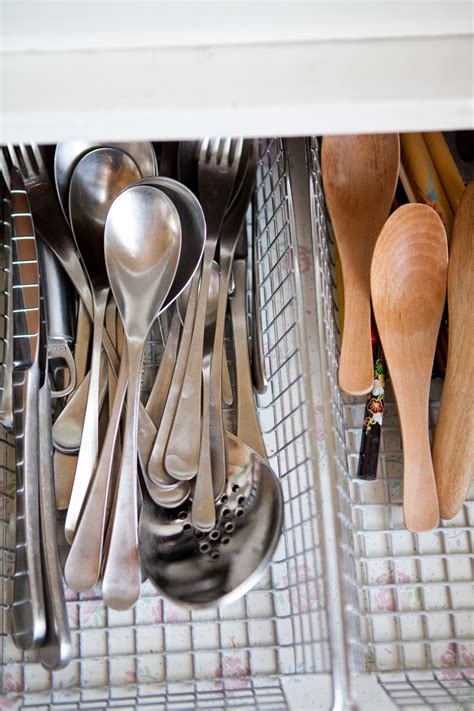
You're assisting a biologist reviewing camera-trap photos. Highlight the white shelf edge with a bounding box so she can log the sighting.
[2,35,473,142]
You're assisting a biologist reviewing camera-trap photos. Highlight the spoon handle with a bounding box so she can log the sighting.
[192,356,216,531]
[65,351,128,592]
[231,259,267,461]
[145,309,181,427]
[209,255,233,499]
[147,272,199,486]
[338,280,374,396]
[65,286,109,543]
[165,249,214,479]
[102,339,143,610]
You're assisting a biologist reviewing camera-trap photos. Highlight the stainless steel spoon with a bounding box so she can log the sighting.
[64,179,203,593]
[65,148,141,543]
[54,141,157,224]
[101,185,181,610]
[139,431,283,608]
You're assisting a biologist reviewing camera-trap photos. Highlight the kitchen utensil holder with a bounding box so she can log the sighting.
[0,138,472,710]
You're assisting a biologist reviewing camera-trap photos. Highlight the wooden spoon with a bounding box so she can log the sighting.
[433,182,474,519]
[371,203,448,532]
[321,134,400,396]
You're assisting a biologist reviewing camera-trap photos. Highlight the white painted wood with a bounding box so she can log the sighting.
[2,1,472,52]
[2,35,472,142]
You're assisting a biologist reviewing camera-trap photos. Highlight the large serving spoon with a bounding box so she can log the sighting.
[433,182,474,519]
[139,431,283,607]
[65,148,141,543]
[321,134,400,396]
[101,186,181,610]
[371,203,448,532]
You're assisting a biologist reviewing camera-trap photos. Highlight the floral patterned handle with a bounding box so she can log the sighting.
[357,326,386,481]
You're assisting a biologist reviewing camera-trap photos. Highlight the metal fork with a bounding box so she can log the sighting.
[1,144,93,316]
[163,138,243,484]
[1,145,120,376]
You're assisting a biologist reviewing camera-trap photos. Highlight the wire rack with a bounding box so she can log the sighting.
[0,139,334,709]
[307,137,474,711]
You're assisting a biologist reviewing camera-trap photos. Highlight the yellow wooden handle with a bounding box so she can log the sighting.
[400,133,454,243]
[423,132,465,212]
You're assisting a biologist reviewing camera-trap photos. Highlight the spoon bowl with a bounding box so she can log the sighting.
[130,177,206,311]
[55,141,157,222]
[321,134,400,396]
[139,432,284,607]
[371,203,448,532]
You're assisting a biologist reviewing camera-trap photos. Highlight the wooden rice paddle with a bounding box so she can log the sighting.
[371,204,448,532]
[321,134,400,396]
[433,183,474,519]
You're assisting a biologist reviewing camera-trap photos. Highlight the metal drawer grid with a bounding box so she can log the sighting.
[0,139,330,709]
[307,137,474,710]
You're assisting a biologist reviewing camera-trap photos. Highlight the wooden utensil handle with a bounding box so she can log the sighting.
[433,370,474,519]
[402,432,440,532]
[339,282,373,396]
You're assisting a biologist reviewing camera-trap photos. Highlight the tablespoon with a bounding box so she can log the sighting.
[139,431,283,608]
[371,203,447,532]
[101,186,181,610]
[65,148,141,543]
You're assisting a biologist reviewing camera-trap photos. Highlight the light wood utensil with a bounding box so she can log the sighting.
[321,134,400,396]
[371,203,448,532]
[400,133,454,242]
[423,132,465,212]
[433,182,474,519]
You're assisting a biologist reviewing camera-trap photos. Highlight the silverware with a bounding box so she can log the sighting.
[2,144,94,318]
[9,166,46,649]
[65,148,141,543]
[101,186,181,610]
[36,239,76,398]
[38,376,72,669]
[139,431,283,608]
[208,141,257,499]
[54,141,158,223]
[231,259,267,460]
[165,138,243,480]
[192,262,220,531]
[0,193,13,430]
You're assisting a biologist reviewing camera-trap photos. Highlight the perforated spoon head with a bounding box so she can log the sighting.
[138,432,284,608]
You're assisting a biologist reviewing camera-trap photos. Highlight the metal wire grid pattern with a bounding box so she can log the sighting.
[307,137,474,709]
[0,139,330,708]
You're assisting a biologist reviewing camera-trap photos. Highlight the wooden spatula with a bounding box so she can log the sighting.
[371,204,448,532]
[321,134,400,396]
[433,182,474,519]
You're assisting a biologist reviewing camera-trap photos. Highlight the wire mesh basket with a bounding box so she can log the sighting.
[0,139,334,710]
[1,137,473,710]
[307,136,474,711]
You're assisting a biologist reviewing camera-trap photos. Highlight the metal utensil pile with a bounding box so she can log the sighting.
[0,139,282,651]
